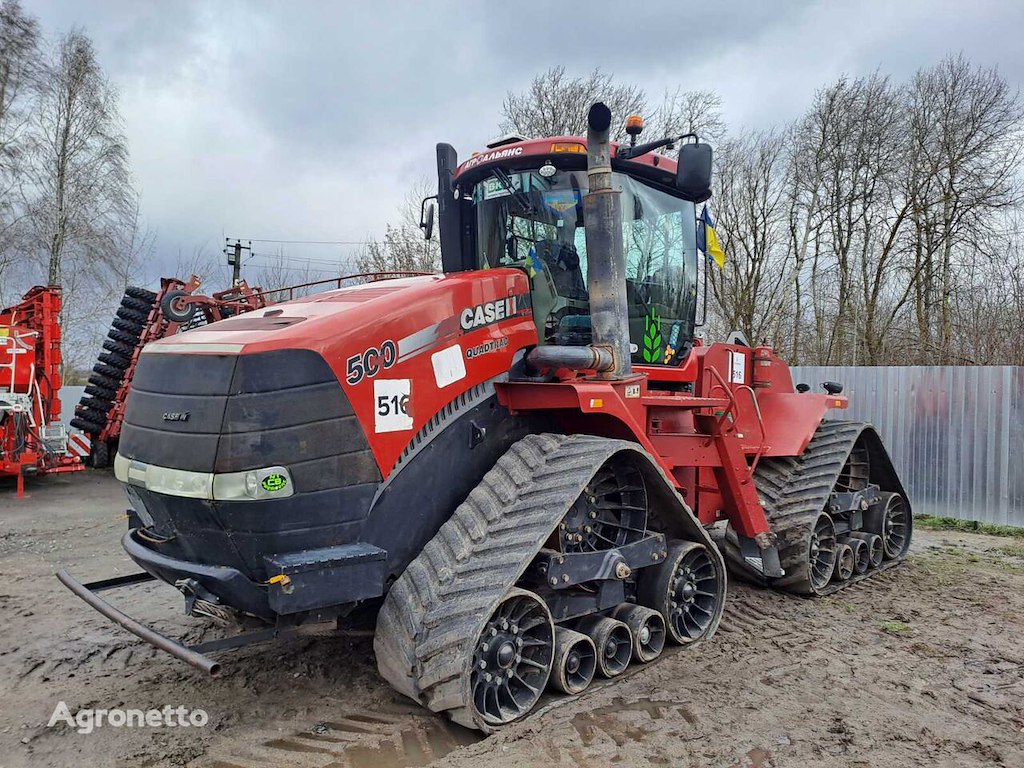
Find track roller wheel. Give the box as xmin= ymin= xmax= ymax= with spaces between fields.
xmin=611 ymin=604 xmax=665 ymax=663
xmin=865 ymin=492 xmax=912 ymax=560
xmin=549 ymin=627 xmax=596 ymax=695
xmin=638 ymin=540 xmax=724 ymax=645
xmin=845 ymin=537 xmax=870 ymax=575
xmin=576 ymin=615 xmax=632 ymax=678
xmin=470 ymin=588 xmax=553 ymax=727
xmin=848 ymin=532 xmax=884 ymax=568
xmin=806 ymin=513 xmax=838 ymax=592
xmin=832 ymin=542 xmax=855 ymax=582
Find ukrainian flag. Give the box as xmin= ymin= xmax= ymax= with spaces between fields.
xmin=698 ymin=205 xmax=726 ymax=269
xmin=527 ymin=245 xmax=543 ymax=278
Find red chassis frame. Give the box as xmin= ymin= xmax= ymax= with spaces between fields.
xmin=496 ymin=343 xmax=847 ymax=540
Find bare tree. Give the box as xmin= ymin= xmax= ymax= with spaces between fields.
xmin=500 ymin=67 xmax=723 ymax=143
xmin=23 ymin=29 xmax=132 ymax=286
xmin=501 ymin=67 xmax=645 ymax=139
xmin=907 ymin=55 xmax=1024 ymax=363
xmin=172 ymin=244 xmax=227 ymax=288
xmin=650 ymin=87 xmax=725 ymax=143
xmin=356 ymin=179 xmax=440 ymax=274
xmin=709 ymin=129 xmax=792 ymax=346
xmin=0 ymin=0 xmax=40 ymax=301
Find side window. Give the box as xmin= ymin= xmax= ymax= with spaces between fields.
xmin=621 ymin=191 xmax=696 ymax=365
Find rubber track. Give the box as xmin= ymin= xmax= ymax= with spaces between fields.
xmin=752 ymin=420 xmax=906 ymax=596
xmin=375 ymin=433 xmax=663 ymax=732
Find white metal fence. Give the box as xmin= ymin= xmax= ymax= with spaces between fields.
xmin=792 ymin=366 xmax=1024 ymax=527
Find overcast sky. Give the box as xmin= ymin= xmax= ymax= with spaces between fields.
xmin=27 ymin=0 xmax=1024 ymax=284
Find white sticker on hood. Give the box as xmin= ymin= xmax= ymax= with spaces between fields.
xmin=431 ymin=344 xmax=466 ymax=388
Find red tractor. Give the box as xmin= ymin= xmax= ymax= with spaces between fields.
xmin=1 ymin=286 xmax=84 ymax=495
xmin=60 ymin=104 xmax=911 ymax=731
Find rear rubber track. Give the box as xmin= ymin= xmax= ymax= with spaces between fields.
xmin=753 ymin=420 xmax=906 ymax=596
xmin=375 ymin=433 xmax=672 ymax=732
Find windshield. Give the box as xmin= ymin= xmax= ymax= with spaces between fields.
xmin=471 ymin=169 xmax=698 ymax=365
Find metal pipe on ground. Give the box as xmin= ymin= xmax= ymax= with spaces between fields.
xmin=56 ymin=569 xmax=221 ymax=676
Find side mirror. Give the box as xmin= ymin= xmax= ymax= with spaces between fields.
xmin=419 ymin=196 xmax=436 ymax=240
xmin=676 ymin=139 xmax=713 ymax=203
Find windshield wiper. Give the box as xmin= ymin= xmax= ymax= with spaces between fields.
xmin=489 ymin=166 xmax=535 ymax=215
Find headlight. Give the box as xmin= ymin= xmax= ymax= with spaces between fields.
xmin=213 ymin=466 xmax=294 ymax=501
xmin=115 ymin=452 xmax=294 ymax=501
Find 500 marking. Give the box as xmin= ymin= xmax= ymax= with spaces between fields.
xmin=346 ymin=340 xmax=398 ymax=384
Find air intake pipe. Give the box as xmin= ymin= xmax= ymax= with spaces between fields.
xmin=525 ymin=102 xmax=632 ymax=379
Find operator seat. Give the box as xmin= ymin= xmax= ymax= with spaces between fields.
xmin=535 ymin=240 xmax=587 ymax=301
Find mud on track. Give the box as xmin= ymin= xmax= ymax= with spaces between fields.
xmin=2 ymin=471 xmax=1022 ymax=767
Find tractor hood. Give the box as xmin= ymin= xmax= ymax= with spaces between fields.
xmin=139 ymin=270 xmax=539 ymax=477
xmin=115 ymin=269 xmax=539 ymax=581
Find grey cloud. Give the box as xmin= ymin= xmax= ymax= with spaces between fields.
xmin=26 ymin=0 xmax=1024 ymax=285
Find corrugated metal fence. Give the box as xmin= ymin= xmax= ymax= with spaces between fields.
xmin=791 ymin=366 xmax=1024 ymax=526
xmin=58 ymin=370 xmax=1024 ymax=525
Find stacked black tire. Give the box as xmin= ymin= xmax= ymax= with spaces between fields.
xmin=71 ymin=287 xmax=157 ymax=467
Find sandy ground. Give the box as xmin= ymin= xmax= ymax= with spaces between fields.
xmin=1 ymin=470 xmax=1022 ymax=768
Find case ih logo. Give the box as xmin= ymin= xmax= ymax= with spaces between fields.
xmin=460 ymin=294 xmax=532 ymax=331
xmin=461 ymin=146 xmax=524 ymax=170
xmin=162 ymin=412 xmax=190 ymax=422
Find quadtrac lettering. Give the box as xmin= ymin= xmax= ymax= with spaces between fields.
xmin=346 ymin=339 xmax=398 ymax=385
xmin=465 ymin=337 xmax=510 ymax=359
xmin=459 ymin=293 xmax=532 ymax=332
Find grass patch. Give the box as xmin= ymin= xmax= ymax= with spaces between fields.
xmin=914 ymin=515 xmax=1024 ymax=539
xmin=997 ymin=542 xmax=1024 ymax=558
xmin=880 ymin=620 xmax=912 ymax=635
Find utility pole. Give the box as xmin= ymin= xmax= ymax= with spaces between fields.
xmin=224 ymin=238 xmax=251 ymax=286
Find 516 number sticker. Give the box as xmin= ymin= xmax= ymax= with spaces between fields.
xmin=374 ymin=379 xmax=413 ymax=433
xmin=346 ymin=340 xmax=398 ymax=384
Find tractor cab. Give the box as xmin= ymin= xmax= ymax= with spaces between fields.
xmin=437 ymin=127 xmax=712 ymax=369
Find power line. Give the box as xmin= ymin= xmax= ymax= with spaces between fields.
xmin=247 ymin=253 xmax=360 ymax=266
xmin=244 ymin=237 xmax=373 ymax=246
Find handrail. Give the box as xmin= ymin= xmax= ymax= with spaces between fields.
xmin=252 ymin=271 xmax=433 ymax=303
xmin=703 ymin=364 xmax=738 ymax=429
xmin=734 ymin=384 xmax=768 ymax=474
xmin=702 ymin=367 xmax=767 ymax=481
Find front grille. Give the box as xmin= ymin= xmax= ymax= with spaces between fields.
xmin=120 ymin=349 xmax=380 ymax=491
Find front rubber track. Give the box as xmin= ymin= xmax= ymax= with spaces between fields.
xmin=373 ymin=433 xmax=724 ymax=733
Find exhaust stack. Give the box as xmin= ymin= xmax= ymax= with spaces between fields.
xmin=582 ymin=103 xmax=631 ymax=379
xmin=525 ymin=102 xmax=632 ymax=379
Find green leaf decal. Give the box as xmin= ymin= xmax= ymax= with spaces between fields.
xmin=643 ymin=309 xmax=663 ymax=363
